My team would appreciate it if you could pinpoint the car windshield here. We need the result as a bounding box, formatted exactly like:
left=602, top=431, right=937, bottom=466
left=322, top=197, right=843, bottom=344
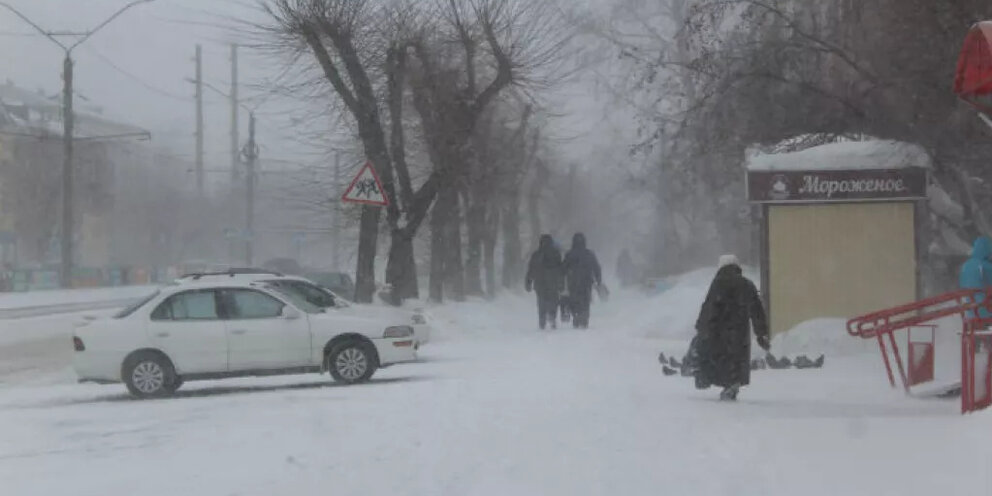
left=261, top=284, right=323, bottom=314
left=113, top=290, right=160, bottom=319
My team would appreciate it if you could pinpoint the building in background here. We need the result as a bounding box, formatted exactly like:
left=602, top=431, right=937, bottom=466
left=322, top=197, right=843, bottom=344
left=0, top=80, right=149, bottom=270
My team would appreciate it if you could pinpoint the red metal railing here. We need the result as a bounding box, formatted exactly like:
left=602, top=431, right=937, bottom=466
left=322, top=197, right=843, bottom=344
left=961, top=317, right=992, bottom=414
left=846, top=289, right=984, bottom=339
left=846, top=288, right=990, bottom=394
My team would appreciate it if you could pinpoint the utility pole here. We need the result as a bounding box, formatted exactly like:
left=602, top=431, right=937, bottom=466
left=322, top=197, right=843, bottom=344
left=332, top=152, right=341, bottom=270
left=61, top=55, right=73, bottom=285
left=243, top=112, right=258, bottom=266
left=230, top=44, right=240, bottom=184
left=0, top=0, right=158, bottom=288
left=195, top=44, right=204, bottom=198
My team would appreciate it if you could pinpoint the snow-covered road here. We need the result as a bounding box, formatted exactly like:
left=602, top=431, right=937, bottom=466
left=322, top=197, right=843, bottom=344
left=0, top=283, right=989, bottom=495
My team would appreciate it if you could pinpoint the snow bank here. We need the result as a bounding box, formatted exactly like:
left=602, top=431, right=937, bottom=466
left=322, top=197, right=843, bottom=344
left=609, top=268, right=716, bottom=340
left=771, top=318, right=875, bottom=357
left=421, top=293, right=537, bottom=341
left=0, top=285, right=156, bottom=310
left=618, top=267, right=878, bottom=358
left=747, top=140, right=932, bottom=171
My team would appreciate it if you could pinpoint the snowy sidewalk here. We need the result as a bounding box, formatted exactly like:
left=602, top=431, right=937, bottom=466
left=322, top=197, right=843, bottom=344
left=0, top=289, right=988, bottom=495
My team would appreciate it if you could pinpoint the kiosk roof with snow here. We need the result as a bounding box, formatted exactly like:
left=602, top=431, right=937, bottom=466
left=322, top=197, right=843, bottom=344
left=746, top=140, right=930, bottom=335
left=746, top=140, right=930, bottom=204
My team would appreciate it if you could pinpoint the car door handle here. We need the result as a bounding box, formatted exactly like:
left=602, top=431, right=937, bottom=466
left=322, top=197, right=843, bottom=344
left=231, top=329, right=247, bottom=335
left=155, top=332, right=170, bottom=338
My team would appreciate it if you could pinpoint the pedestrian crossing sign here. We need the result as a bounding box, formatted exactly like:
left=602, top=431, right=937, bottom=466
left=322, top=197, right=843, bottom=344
left=341, top=161, right=389, bottom=206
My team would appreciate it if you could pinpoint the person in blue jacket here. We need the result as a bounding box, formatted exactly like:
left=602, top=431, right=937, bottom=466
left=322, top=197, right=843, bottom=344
left=960, top=236, right=992, bottom=317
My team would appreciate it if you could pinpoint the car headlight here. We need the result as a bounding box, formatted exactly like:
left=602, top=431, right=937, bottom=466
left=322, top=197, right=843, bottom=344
left=384, top=325, right=414, bottom=338
left=411, top=314, right=427, bottom=325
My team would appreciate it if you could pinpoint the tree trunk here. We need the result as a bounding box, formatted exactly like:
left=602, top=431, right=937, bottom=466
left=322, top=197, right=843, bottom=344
left=483, top=209, right=499, bottom=299
left=527, top=185, right=541, bottom=251
left=501, top=192, right=523, bottom=290
left=354, top=206, right=380, bottom=303
left=465, top=203, right=486, bottom=296
left=429, top=200, right=446, bottom=303
left=385, top=229, right=418, bottom=304
left=443, top=187, right=465, bottom=301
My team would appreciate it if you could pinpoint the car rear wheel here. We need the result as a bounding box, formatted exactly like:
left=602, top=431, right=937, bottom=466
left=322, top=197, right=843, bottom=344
left=327, top=341, right=376, bottom=384
left=123, top=352, right=177, bottom=399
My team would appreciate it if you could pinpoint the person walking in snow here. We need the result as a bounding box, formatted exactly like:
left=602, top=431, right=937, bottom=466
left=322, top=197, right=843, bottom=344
left=563, top=232, right=602, bottom=329
left=526, top=234, right=564, bottom=330
left=693, top=254, right=770, bottom=401
left=960, top=236, right=992, bottom=318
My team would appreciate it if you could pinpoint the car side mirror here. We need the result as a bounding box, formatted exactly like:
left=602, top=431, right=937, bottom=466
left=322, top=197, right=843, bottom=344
left=282, top=306, right=301, bottom=320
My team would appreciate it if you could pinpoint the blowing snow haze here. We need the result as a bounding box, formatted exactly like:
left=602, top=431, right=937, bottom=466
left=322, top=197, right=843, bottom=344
left=1, top=1, right=992, bottom=495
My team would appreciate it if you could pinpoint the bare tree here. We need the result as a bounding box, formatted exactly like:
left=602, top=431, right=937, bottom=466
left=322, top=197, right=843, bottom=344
left=260, top=0, right=439, bottom=303
left=406, top=0, right=572, bottom=302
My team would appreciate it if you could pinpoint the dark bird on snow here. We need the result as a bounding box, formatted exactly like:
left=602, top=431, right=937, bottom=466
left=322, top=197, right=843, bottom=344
left=766, top=353, right=792, bottom=369
left=662, top=366, right=678, bottom=376
left=658, top=352, right=667, bottom=365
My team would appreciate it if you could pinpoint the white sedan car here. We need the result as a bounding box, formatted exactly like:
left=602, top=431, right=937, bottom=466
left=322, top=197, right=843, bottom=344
left=73, top=279, right=418, bottom=398
left=175, top=270, right=433, bottom=345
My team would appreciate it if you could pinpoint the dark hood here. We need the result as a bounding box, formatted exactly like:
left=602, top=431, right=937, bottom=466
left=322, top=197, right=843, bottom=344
left=971, top=236, right=992, bottom=261
left=572, top=233, right=587, bottom=251
left=539, top=234, right=554, bottom=251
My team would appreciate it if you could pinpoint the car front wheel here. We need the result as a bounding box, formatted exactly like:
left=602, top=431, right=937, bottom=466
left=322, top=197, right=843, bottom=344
left=327, top=341, right=376, bottom=384
left=123, top=352, right=177, bottom=399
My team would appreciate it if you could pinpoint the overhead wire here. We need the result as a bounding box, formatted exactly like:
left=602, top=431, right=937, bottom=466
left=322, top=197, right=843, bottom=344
left=81, top=44, right=194, bottom=103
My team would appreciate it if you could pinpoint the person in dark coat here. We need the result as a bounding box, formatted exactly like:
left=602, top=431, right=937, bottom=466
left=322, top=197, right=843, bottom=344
left=525, top=234, right=563, bottom=330
left=563, top=232, right=602, bottom=329
left=693, top=254, right=770, bottom=401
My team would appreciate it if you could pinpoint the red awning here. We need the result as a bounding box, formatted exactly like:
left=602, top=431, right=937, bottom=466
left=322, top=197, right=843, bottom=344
left=954, top=21, right=992, bottom=109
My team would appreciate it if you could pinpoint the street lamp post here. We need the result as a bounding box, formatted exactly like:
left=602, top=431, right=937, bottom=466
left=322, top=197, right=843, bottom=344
left=0, top=0, right=156, bottom=288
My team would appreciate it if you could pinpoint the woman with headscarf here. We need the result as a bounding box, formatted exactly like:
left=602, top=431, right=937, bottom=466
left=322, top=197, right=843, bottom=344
left=693, top=254, right=770, bottom=401
left=525, top=234, right=564, bottom=330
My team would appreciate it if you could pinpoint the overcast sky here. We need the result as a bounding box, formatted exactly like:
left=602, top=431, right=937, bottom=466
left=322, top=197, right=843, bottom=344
left=0, top=0, right=635, bottom=173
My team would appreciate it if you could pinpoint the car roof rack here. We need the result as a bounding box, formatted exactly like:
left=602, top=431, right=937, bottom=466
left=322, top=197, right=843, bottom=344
left=180, top=268, right=283, bottom=280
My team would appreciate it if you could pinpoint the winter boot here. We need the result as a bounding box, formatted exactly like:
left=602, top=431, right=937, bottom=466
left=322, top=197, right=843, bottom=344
left=694, top=372, right=711, bottom=390
left=719, top=384, right=740, bottom=401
